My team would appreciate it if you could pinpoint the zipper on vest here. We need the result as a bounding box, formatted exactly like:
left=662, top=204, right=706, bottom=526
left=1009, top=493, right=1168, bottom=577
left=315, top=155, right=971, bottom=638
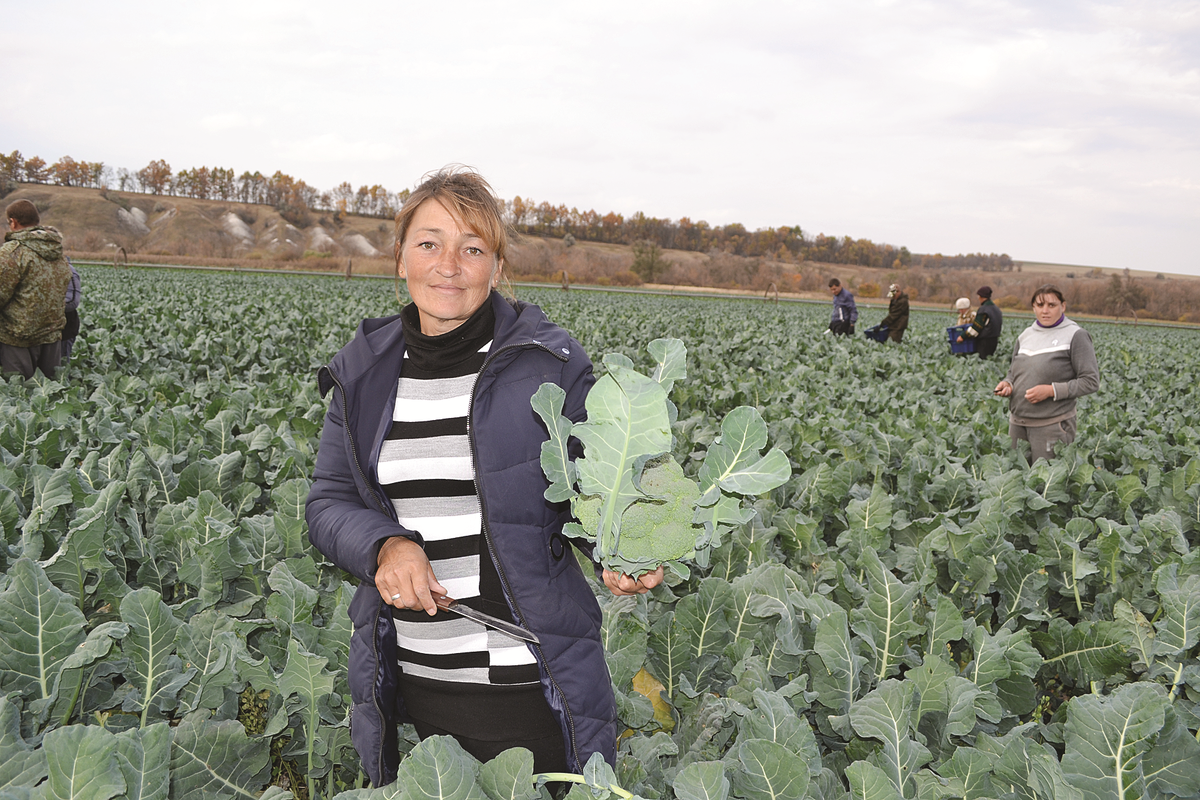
left=467, top=341, right=583, bottom=768
left=326, top=367, right=392, bottom=518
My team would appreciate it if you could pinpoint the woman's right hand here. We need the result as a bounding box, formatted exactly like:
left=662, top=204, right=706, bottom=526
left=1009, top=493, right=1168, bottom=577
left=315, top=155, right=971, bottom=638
left=376, top=536, right=446, bottom=615
left=994, top=380, right=1013, bottom=397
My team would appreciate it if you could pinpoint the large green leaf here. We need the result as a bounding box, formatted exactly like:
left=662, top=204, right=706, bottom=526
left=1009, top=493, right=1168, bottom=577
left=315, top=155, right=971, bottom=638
left=119, top=587, right=187, bottom=726
left=530, top=383, right=577, bottom=503
left=725, top=739, right=809, bottom=800
left=672, top=761, right=729, bottom=800
left=809, top=606, right=864, bottom=716
left=0, top=558, right=86, bottom=701
left=1152, top=569, right=1200, bottom=656
left=270, top=478, right=311, bottom=558
left=1062, top=682, right=1168, bottom=800
left=395, top=735, right=484, bottom=800
left=175, top=610, right=243, bottom=714
left=19, top=466, right=74, bottom=541
left=851, top=550, right=921, bottom=681
left=697, top=407, right=790, bottom=497
left=573, top=360, right=673, bottom=558
left=169, top=712, right=272, bottom=799
left=0, top=696, right=46, bottom=790
left=844, top=761, right=902, bottom=800
left=115, top=724, right=171, bottom=800
left=670, top=578, right=734, bottom=694
left=477, top=747, right=537, bottom=800
left=40, top=725, right=124, bottom=800
left=848, top=680, right=931, bottom=796
left=647, top=337, right=687, bottom=393
left=1034, top=619, right=1127, bottom=686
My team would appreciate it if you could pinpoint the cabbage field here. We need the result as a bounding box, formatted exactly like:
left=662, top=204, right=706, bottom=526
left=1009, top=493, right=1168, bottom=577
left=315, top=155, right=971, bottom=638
left=1, top=267, right=1198, bottom=800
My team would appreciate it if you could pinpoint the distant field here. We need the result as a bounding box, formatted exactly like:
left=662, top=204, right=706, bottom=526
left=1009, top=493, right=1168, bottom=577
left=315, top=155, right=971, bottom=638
left=1017, top=260, right=1200, bottom=281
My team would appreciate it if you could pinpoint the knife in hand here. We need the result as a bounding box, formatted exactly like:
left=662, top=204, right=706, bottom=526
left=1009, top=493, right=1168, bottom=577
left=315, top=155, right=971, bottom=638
left=433, top=596, right=540, bottom=644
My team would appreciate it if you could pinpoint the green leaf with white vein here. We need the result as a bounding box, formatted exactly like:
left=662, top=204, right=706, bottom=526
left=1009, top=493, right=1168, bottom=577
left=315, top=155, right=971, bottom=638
left=1142, top=705, right=1200, bottom=799
left=845, top=761, right=903, bottom=800
left=530, top=383, right=577, bottom=503
left=169, top=712, right=272, bottom=798
left=119, top=587, right=185, bottom=725
left=0, top=558, right=86, bottom=702
left=697, top=407, right=789, bottom=496
left=648, top=337, right=687, bottom=393
left=0, top=695, right=47, bottom=790
left=849, top=680, right=931, bottom=796
left=1152, top=569, right=1200, bottom=656
left=736, top=688, right=819, bottom=759
left=851, top=550, right=921, bottom=681
left=395, top=735, right=484, bottom=800
left=115, top=724, right=170, bottom=800
left=279, top=639, right=334, bottom=714
left=478, top=746, right=537, bottom=800
left=20, top=465, right=74, bottom=539
left=673, top=760, right=730, bottom=800
left=809, top=606, right=864, bottom=716
left=725, top=739, right=809, bottom=800
left=1062, top=682, right=1168, bottom=800
left=573, top=362, right=672, bottom=556
left=266, top=560, right=319, bottom=637
left=40, top=725, right=124, bottom=800
left=1033, top=619, right=1127, bottom=686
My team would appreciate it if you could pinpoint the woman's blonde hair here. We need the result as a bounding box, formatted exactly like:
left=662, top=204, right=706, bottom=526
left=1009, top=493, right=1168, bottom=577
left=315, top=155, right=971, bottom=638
left=393, top=165, right=509, bottom=265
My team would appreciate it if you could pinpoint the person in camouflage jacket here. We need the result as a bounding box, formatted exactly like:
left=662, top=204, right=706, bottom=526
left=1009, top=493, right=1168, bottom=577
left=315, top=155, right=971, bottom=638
left=1, top=199, right=72, bottom=378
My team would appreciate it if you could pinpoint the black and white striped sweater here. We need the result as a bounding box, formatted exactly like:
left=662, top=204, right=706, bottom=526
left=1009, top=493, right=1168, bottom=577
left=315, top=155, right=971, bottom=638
left=382, top=303, right=540, bottom=688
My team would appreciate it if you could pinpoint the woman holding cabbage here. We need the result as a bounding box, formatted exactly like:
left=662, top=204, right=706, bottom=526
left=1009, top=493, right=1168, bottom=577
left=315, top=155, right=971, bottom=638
left=305, top=166, right=661, bottom=786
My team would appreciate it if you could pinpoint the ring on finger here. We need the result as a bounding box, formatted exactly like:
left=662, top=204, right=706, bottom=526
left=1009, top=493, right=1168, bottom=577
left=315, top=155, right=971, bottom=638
left=390, top=593, right=402, bottom=601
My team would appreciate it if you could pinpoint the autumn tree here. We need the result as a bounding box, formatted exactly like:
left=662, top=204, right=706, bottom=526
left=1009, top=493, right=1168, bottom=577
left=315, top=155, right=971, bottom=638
left=52, top=156, right=83, bottom=186
left=137, top=159, right=172, bottom=195
left=1106, top=268, right=1148, bottom=323
left=631, top=240, right=671, bottom=283
left=0, top=150, right=23, bottom=181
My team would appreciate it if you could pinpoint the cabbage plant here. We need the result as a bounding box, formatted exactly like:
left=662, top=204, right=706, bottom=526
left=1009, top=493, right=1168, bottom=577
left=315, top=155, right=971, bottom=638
left=532, top=338, right=790, bottom=577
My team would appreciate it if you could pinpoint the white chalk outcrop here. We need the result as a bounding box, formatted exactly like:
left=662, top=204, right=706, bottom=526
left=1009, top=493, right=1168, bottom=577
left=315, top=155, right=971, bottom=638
left=308, top=226, right=339, bottom=254
left=341, top=232, right=382, bottom=257
left=262, top=219, right=306, bottom=257
left=117, top=207, right=150, bottom=236
left=222, top=212, right=255, bottom=246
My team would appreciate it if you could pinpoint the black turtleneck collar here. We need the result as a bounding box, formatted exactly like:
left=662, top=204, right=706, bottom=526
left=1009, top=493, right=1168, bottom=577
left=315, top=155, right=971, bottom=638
left=400, top=296, right=496, bottom=373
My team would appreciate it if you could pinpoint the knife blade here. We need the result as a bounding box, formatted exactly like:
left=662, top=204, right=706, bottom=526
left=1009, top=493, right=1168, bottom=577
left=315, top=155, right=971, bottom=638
left=434, top=596, right=540, bottom=644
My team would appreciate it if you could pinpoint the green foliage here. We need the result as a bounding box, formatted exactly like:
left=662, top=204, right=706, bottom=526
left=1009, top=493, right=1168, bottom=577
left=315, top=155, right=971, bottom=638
left=533, top=338, right=788, bottom=576
left=1, top=270, right=1198, bottom=799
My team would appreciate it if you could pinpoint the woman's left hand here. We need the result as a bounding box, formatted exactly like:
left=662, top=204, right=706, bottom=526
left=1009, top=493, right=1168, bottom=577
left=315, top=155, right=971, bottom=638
left=1024, top=384, right=1055, bottom=403
left=602, top=566, right=664, bottom=596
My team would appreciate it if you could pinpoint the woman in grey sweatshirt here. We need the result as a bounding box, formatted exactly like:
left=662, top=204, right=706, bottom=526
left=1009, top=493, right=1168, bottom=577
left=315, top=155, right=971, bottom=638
left=994, top=285, right=1099, bottom=462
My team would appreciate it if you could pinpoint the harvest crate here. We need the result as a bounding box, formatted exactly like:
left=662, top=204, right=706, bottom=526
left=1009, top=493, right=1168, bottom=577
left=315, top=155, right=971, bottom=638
left=865, top=325, right=889, bottom=343
left=947, top=325, right=975, bottom=354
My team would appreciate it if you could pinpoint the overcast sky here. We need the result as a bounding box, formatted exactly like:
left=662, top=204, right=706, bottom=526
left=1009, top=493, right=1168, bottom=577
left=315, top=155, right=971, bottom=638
left=5, top=1, right=1199, bottom=274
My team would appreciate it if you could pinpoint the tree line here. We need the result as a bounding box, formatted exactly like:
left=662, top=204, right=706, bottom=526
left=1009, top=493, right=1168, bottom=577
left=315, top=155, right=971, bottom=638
left=1, top=148, right=1014, bottom=269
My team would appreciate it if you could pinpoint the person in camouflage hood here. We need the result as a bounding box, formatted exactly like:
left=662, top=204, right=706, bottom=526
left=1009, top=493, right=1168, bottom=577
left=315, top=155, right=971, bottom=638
left=1, top=199, right=72, bottom=378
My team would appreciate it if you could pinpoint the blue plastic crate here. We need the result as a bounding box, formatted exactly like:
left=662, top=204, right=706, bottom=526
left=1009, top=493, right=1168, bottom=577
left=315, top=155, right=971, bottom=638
left=865, top=325, right=889, bottom=343
left=947, top=325, right=975, bottom=354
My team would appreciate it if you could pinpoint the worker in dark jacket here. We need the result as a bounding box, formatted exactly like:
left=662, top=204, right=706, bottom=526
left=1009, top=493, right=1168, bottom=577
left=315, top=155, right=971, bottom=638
left=827, top=278, right=857, bottom=335
left=0, top=200, right=71, bottom=378
left=305, top=167, right=661, bottom=787
left=957, top=285, right=1003, bottom=358
left=879, top=283, right=910, bottom=342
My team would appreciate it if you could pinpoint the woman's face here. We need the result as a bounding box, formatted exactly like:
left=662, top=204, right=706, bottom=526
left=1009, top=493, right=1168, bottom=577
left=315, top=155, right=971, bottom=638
left=398, top=199, right=502, bottom=336
left=1032, top=293, right=1065, bottom=326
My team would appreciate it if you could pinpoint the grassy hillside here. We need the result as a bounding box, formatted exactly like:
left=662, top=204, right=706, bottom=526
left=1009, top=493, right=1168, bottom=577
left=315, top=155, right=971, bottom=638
left=7, top=183, right=1200, bottom=322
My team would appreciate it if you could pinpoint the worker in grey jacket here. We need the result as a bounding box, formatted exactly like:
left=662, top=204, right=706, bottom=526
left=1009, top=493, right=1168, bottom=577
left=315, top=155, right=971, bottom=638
left=994, top=285, right=1099, bottom=462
